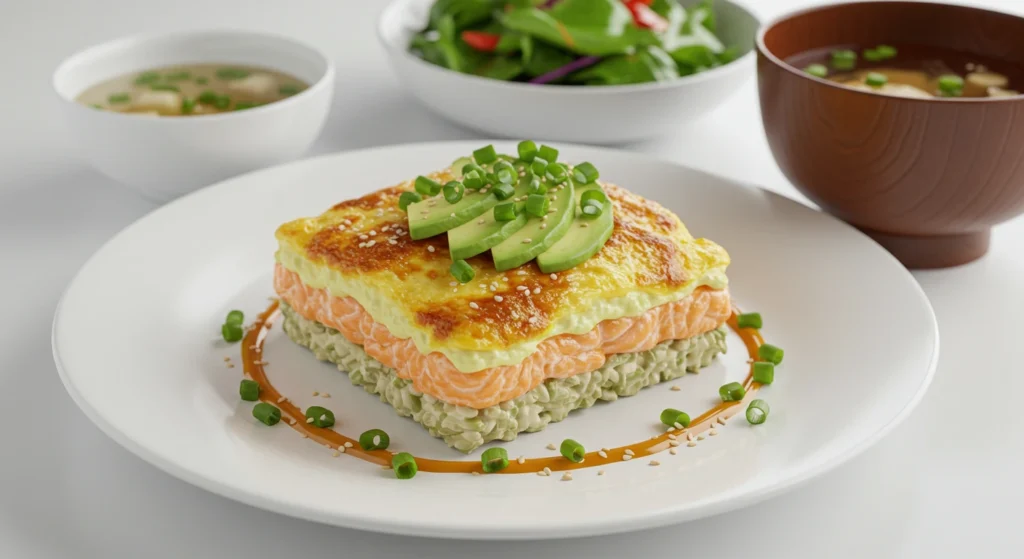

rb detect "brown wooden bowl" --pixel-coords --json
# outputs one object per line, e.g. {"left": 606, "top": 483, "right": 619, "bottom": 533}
{"left": 756, "top": 1, "right": 1024, "bottom": 269}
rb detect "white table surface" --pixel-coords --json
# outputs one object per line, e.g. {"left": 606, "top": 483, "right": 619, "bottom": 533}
{"left": 3, "top": 0, "right": 1023, "bottom": 557}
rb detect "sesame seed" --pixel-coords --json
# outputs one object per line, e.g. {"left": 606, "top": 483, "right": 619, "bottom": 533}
{"left": 598, "top": 450, "right": 608, "bottom": 458}
{"left": 338, "top": 446, "right": 346, "bottom": 453}
{"left": 546, "top": 443, "right": 556, "bottom": 450}
{"left": 540, "top": 224, "right": 547, "bottom": 229}
{"left": 299, "top": 434, "right": 308, "bottom": 439}
{"left": 472, "top": 471, "right": 481, "bottom": 476}
{"left": 359, "top": 234, "right": 368, "bottom": 240}
{"left": 427, "top": 246, "right": 435, "bottom": 252}
{"left": 544, "top": 467, "right": 552, "bottom": 475}
{"left": 322, "top": 393, "right": 331, "bottom": 398}
{"left": 226, "top": 363, "right": 234, "bottom": 369}
{"left": 561, "top": 472, "right": 573, "bottom": 481}
{"left": 344, "top": 442, "right": 353, "bottom": 448}
{"left": 382, "top": 225, "right": 390, "bottom": 231}
{"left": 686, "top": 432, "right": 694, "bottom": 441}
{"left": 717, "top": 416, "right": 727, "bottom": 425}
{"left": 533, "top": 287, "right": 541, "bottom": 294}
{"left": 601, "top": 447, "right": 610, "bottom": 452}
{"left": 478, "top": 219, "right": 485, "bottom": 225}
{"left": 536, "top": 471, "right": 548, "bottom": 477}
{"left": 288, "top": 418, "right": 296, "bottom": 425}
{"left": 580, "top": 223, "right": 589, "bottom": 228}
{"left": 528, "top": 316, "right": 539, "bottom": 324}
{"left": 452, "top": 288, "right": 458, "bottom": 293}
{"left": 450, "top": 213, "right": 456, "bottom": 217}
{"left": 490, "top": 285, "right": 497, "bottom": 291}
{"left": 306, "top": 417, "right": 315, "bottom": 424}
{"left": 277, "top": 396, "right": 287, "bottom": 403}
{"left": 517, "top": 456, "right": 526, "bottom": 465}
{"left": 624, "top": 449, "right": 635, "bottom": 456}
{"left": 494, "top": 295, "right": 504, "bottom": 302}
{"left": 541, "top": 216, "right": 548, "bottom": 222}
{"left": 522, "top": 238, "right": 532, "bottom": 244}
{"left": 669, "top": 440, "right": 680, "bottom": 447}
{"left": 332, "top": 451, "right": 341, "bottom": 457}
{"left": 649, "top": 460, "right": 660, "bottom": 466}
{"left": 709, "top": 430, "right": 718, "bottom": 436}
{"left": 674, "top": 422, "right": 683, "bottom": 430}
{"left": 517, "top": 270, "right": 528, "bottom": 276}
{"left": 450, "top": 281, "right": 458, "bottom": 287}
{"left": 670, "top": 385, "right": 681, "bottom": 392}
{"left": 367, "top": 240, "right": 376, "bottom": 247}
{"left": 358, "top": 242, "right": 367, "bottom": 248}
{"left": 517, "top": 285, "right": 528, "bottom": 291}
{"left": 469, "top": 302, "right": 480, "bottom": 309}
{"left": 223, "top": 356, "right": 231, "bottom": 362}
{"left": 687, "top": 441, "right": 697, "bottom": 447}
{"left": 548, "top": 209, "right": 556, "bottom": 214}
{"left": 388, "top": 240, "right": 397, "bottom": 245}
{"left": 312, "top": 391, "right": 319, "bottom": 396}
{"left": 622, "top": 455, "right": 633, "bottom": 461}
{"left": 669, "top": 448, "right": 678, "bottom": 455}
{"left": 667, "top": 434, "right": 677, "bottom": 440}
{"left": 598, "top": 470, "right": 606, "bottom": 476}
{"left": 697, "top": 435, "right": 706, "bottom": 441}
{"left": 369, "top": 230, "right": 377, "bottom": 236}
{"left": 502, "top": 276, "right": 509, "bottom": 281}
{"left": 549, "top": 273, "right": 557, "bottom": 280}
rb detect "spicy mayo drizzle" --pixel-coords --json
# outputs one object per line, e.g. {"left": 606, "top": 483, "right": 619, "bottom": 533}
{"left": 242, "top": 300, "right": 764, "bottom": 474}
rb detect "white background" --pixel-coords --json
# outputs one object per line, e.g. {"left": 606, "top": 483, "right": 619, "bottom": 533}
{"left": 2, "top": 0, "right": 1023, "bottom": 557}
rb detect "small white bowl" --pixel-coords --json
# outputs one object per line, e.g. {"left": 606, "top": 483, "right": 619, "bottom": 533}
{"left": 53, "top": 29, "right": 334, "bottom": 202}
{"left": 377, "top": 0, "right": 759, "bottom": 144}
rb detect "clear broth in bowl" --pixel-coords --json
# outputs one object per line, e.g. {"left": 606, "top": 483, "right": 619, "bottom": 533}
{"left": 787, "top": 44, "right": 1024, "bottom": 99}
{"left": 77, "top": 64, "right": 308, "bottom": 116}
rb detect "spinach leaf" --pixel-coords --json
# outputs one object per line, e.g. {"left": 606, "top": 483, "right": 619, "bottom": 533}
{"left": 436, "top": 14, "right": 470, "bottom": 72}
{"left": 500, "top": 0, "right": 654, "bottom": 56}
{"left": 472, "top": 57, "right": 525, "bottom": 80}
{"left": 652, "top": 0, "right": 726, "bottom": 73}
{"left": 523, "top": 41, "right": 575, "bottom": 78}
{"left": 429, "top": 0, "right": 496, "bottom": 30}
{"left": 410, "top": 33, "right": 447, "bottom": 67}
{"left": 570, "top": 46, "right": 679, "bottom": 85}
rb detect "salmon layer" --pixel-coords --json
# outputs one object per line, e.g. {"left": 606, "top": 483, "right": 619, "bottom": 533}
{"left": 280, "top": 302, "right": 728, "bottom": 452}
{"left": 275, "top": 265, "right": 731, "bottom": 409}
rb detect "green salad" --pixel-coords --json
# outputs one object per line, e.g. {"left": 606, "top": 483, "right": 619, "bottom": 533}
{"left": 408, "top": 0, "right": 737, "bottom": 86}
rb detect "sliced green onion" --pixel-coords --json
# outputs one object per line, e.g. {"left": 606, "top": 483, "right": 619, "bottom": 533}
{"left": 495, "top": 165, "right": 515, "bottom": 185}
{"left": 875, "top": 45, "right": 897, "bottom": 59}
{"left": 538, "top": 144, "right": 559, "bottom": 163}
{"left": 234, "top": 101, "right": 259, "bottom": 111}
{"left": 560, "top": 438, "right": 585, "bottom": 463}
{"left": 580, "top": 204, "right": 603, "bottom": 218}
{"left": 450, "top": 259, "right": 475, "bottom": 283}
{"left": 938, "top": 74, "right": 964, "bottom": 96}
{"left": 746, "top": 399, "right": 770, "bottom": 425}
{"left": 134, "top": 71, "right": 161, "bottom": 85}
{"left": 181, "top": 98, "right": 196, "bottom": 114}
{"left": 758, "top": 343, "right": 784, "bottom": 365}
{"left": 150, "top": 84, "right": 180, "bottom": 92}
{"left": 213, "top": 95, "right": 231, "bottom": 110}
{"left": 804, "top": 63, "right": 828, "bottom": 78}
{"left": 222, "top": 323, "right": 243, "bottom": 343}
{"left": 216, "top": 67, "right": 250, "bottom": 80}
{"left": 392, "top": 452, "right": 418, "bottom": 479}
{"left": 90, "top": 104, "right": 103, "bottom": 110}
{"left": 572, "top": 162, "right": 600, "bottom": 184}
{"left": 545, "top": 162, "right": 568, "bottom": 183}
{"left": 830, "top": 49, "right": 857, "bottom": 70}
{"left": 252, "top": 403, "right": 281, "bottom": 426}
{"left": 443, "top": 181, "right": 465, "bottom": 203}
{"left": 398, "top": 191, "right": 422, "bottom": 211}
{"left": 492, "top": 182, "right": 515, "bottom": 200}
{"left": 279, "top": 84, "right": 302, "bottom": 96}
{"left": 719, "top": 381, "right": 746, "bottom": 402}
{"left": 660, "top": 408, "right": 690, "bottom": 427}
{"left": 166, "top": 71, "right": 191, "bottom": 81}
{"left": 198, "top": 90, "right": 219, "bottom": 104}
{"left": 863, "top": 48, "right": 883, "bottom": 62}
{"left": 530, "top": 158, "right": 548, "bottom": 176}
{"left": 195, "top": 76, "right": 209, "bottom": 85}
{"left": 462, "top": 162, "right": 485, "bottom": 176}
{"left": 736, "top": 312, "right": 761, "bottom": 329}
{"left": 359, "top": 429, "right": 390, "bottom": 450}
{"left": 463, "top": 170, "right": 484, "bottom": 189}
{"left": 226, "top": 310, "right": 244, "bottom": 325}
{"left": 865, "top": 72, "right": 887, "bottom": 87}
{"left": 415, "top": 176, "right": 442, "bottom": 196}
{"left": 304, "top": 405, "right": 335, "bottom": 428}
{"left": 107, "top": 93, "right": 131, "bottom": 104}
{"left": 517, "top": 140, "right": 538, "bottom": 162}
{"left": 239, "top": 379, "right": 260, "bottom": 401}
{"left": 753, "top": 361, "right": 775, "bottom": 384}
{"left": 481, "top": 447, "right": 509, "bottom": 472}
{"left": 473, "top": 144, "right": 498, "bottom": 164}
{"left": 527, "top": 176, "right": 547, "bottom": 195}
{"left": 525, "top": 194, "right": 549, "bottom": 217}
{"left": 494, "top": 202, "right": 518, "bottom": 222}
{"left": 580, "top": 189, "right": 608, "bottom": 206}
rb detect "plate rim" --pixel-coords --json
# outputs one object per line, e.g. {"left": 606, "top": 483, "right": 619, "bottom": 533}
{"left": 51, "top": 140, "right": 940, "bottom": 539}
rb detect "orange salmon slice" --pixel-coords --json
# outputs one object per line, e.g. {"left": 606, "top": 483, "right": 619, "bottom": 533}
{"left": 274, "top": 265, "right": 730, "bottom": 409}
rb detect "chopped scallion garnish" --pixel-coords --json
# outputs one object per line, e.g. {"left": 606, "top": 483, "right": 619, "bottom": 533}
{"left": 830, "top": 49, "right": 857, "bottom": 70}
{"left": 758, "top": 343, "right": 784, "bottom": 365}
{"left": 659, "top": 408, "right": 690, "bottom": 427}
{"left": 359, "top": 429, "right": 390, "bottom": 450}
{"left": 415, "top": 176, "right": 442, "bottom": 196}
{"left": 494, "top": 202, "right": 518, "bottom": 222}
{"left": 398, "top": 191, "right": 422, "bottom": 211}
{"left": 538, "top": 144, "right": 559, "bottom": 163}
{"left": 392, "top": 452, "right": 418, "bottom": 479}
{"left": 463, "top": 170, "right": 485, "bottom": 190}
{"left": 450, "top": 259, "right": 475, "bottom": 283}
{"left": 239, "top": 379, "right": 260, "bottom": 401}
{"left": 252, "top": 403, "right": 281, "bottom": 426}
{"left": 530, "top": 158, "right": 548, "bottom": 176}
{"left": 226, "top": 310, "right": 244, "bottom": 325}
{"left": 525, "top": 194, "right": 549, "bottom": 217}
{"left": 133, "top": 71, "right": 161, "bottom": 85}
{"left": 527, "top": 176, "right": 547, "bottom": 195}
{"left": 753, "top": 361, "right": 775, "bottom": 384}
{"left": 580, "top": 189, "right": 608, "bottom": 206}
{"left": 150, "top": 84, "right": 180, "bottom": 92}
{"left": 304, "top": 405, "right": 335, "bottom": 428}
{"left": 481, "top": 447, "right": 510, "bottom": 472}
{"left": 473, "top": 144, "right": 498, "bottom": 164}
{"left": 572, "top": 162, "right": 599, "bottom": 184}
{"left": 166, "top": 71, "right": 191, "bottom": 81}
{"left": 938, "top": 74, "right": 964, "bottom": 96}
{"left": 181, "top": 98, "right": 196, "bottom": 114}
{"left": 517, "top": 140, "right": 538, "bottom": 162}
{"left": 865, "top": 72, "right": 887, "bottom": 87}
{"left": 804, "top": 64, "right": 828, "bottom": 78}
{"left": 221, "top": 323, "right": 243, "bottom": 343}
{"left": 279, "top": 84, "right": 302, "bottom": 96}
{"left": 107, "top": 93, "right": 131, "bottom": 104}
{"left": 736, "top": 312, "right": 762, "bottom": 329}
{"left": 746, "top": 399, "right": 770, "bottom": 425}
{"left": 492, "top": 182, "right": 515, "bottom": 200}
{"left": 545, "top": 162, "right": 568, "bottom": 183}
{"left": 560, "top": 438, "right": 585, "bottom": 463}
{"left": 443, "top": 181, "right": 465, "bottom": 203}
{"left": 216, "top": 68, "right": 250, "bottom": 80}
{"left": 719, "top": 382, "right": 746, "bottom": 402}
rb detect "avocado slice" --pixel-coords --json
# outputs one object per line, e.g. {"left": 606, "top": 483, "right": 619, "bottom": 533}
{"left": 408, "top": 190, "right": 500, "bottom": 240}
{"left": 537, "top": 184, "right": 614, "bottom": 273}
{"left": 448, "top": 180, "right": 531, "bottom": 260}
{"left": 491, "top": 179, "right": 575, "bottom": 271}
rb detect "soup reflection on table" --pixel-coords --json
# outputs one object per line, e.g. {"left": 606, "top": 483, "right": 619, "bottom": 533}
{"left": 76, "top": 64, "right": 308, "bottom": 116}
{"left": 788, "top": 44, "right": 1022, "bottom": 99}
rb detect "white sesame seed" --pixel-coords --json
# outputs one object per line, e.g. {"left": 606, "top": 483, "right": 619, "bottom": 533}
{"left": 359, "top": 234, "right": 368, "bottom": 240}
{"left": 338, "top": 446, "right": 346, "bottom": 454}
{"left": 686, "top": 432, "right": 694, "bottom": 441}
{"left": 288, "top": 418, "right": 296, "bottom": 425}
{"left": 494, "top": 295, "right": 504, "bottom": 302}
{"left": 369, "top": 230, "right": 377, "bottom": 236}
{"left": 598, "top": 450, "right": 608, "bottom": 459}
{"left": 522, "top": 238, "right": 532, "bottom": 244}
{"left": 533, "top": 287, "right": 541, "bottom": 294}
{"left": 427, "top": 246, "right": 435, "bottom": 252}
{"left": 697, "top": 435, "right": 706, "bottom": 441}
{"left": 223, "top": 356, "right": 231, "bottom": 362}
{"left": 649, "top": 460, "right": 660, "bottom": 466}
{"left": 367, "top": 240, "right": 376, "bottom": 247}
{"left": 580, "top": 223, "right": 589, "bottom": 228}
{"left": 667, "top": 434, "right": 677, "bottom": 440}
{"left": 622, "top": 454, "right": 633, "bottom": 461}
{"left": 601, "top": 447, "right": 610, "bottom": 452}
{"left": 624, "top": 449, "right": 635, "bottom": 456}
{"left": 550, "top": 273, "right": 557, "bottom": 280}
{"left": 226, "top": 363, "right": 234, "bottom": 369}
{"left": 536, "top": 471, "right": 548, "bottom": 477}
{"left": 358, "top": 242, "right": 367, "bottom": 248}
{"left": 528, "top": 316, "right": 539, "bottom": 324}
{"left": 717, "top": 416, "right": 727, "bottom": 425}
{"left": 344, "top": 442, "right": 353, "bottom": 448}
{"left": 490, "top": 285, "right": 497, "bottom": 291}
{"left": 517, "top": 456, "right": 526, "bottom": 465}
{"left": 543, "top": 467, "right": 552, "bottom": 475}
{"left": 687, "top": 441, "right": 698, "bottom": 447}
{"left": 670, "top": 385, "right": 681, "bottom": 391}
{"left": 561, "top": 472, "right": 573, "bottom": 481}
{"left": 277, "top": 396, "right": 287, "bottom": 403}
{"left": 453, "top": 288, "right": 458, "bottom": 293}
{"left": 388, "top": 239, "right": 397, "bottom": 245}
{"left": 548, "top": 209, "right": 556, "bottom": 214}
{"left": 517, "top": 285, "right": 528, "bottom": 291}
{"left": 472, "top": 471, "right": 481, "bottom": 476}
{"left": 312, "top": 391, "right": 319, "bottom": 396}
{"left": 332, "top": 451, "right": 341, "bottom": 457}
{"left": 669, "top": 440, "right": 680, "bottom": 447}
{"left": 382, "top": 225, "right": 390, "bottom": 231}
{"left": 540, "top": 224, "right": 547, "bottom": 229}
{"left": 450, "top": 281, "right": 458, "bottom": 287}
{"left": 322, "top": 393, "right": 331, "bottom": 398}
{"left": 517, "top": 270, "right": 528, "bottom": 276}
{"left": 299, "top": 434, "right": 308, "bottom": 439}
{"left": 469, "top": 302, "right": 480, "bottom": 310}
{"left": 673, "top": 422, "right": 684, "bottom": 430}
{"left": 478, "top": 219, "right": 485, "bottom": 225}
{"left": 598, "top": 470, "right": 606, "bottom": 476}
{"left": 709, "top": 430, "right": 719, "bottom": 436}
{"left": 502, "top": 276, "right": 509, "bottom": 281}
{"left": 546, "top": 443, "right": 556, "bottom": 450}
{"left": 669, "top": 448, "right": 678, "bottom": 455}
{"left": 306, "top": 417, "right": 315, "bottom": 424}
{"left": 450, "top": 213, "right": 456, "bottom": 217}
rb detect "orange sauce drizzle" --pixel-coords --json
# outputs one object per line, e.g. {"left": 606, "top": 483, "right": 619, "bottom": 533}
{"left": 242, "top": 301, "right": 764, "bottom": 474}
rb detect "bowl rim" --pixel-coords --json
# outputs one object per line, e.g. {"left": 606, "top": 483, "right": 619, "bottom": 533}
{"left": 376, "top": 0, "right": 761, "bottom": 95}
{"left": 51, "top": 27, "right": 336, "bottom": 124}
{"left": 755, "top": 0, "right": 1024, "bottom": 104}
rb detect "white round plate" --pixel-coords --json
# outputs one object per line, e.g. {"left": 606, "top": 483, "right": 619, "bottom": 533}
{"left": 53, "top": 141, "right": 938, "bottom": 540}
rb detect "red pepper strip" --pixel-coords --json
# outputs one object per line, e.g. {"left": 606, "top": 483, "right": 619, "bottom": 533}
{"left": 461, "top": 31, "right": 502, "bottom": 52}
{"left": 623, "top": 0, "right": 668, "bottom": 32}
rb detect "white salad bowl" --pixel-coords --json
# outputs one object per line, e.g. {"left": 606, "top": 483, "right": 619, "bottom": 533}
{"left": 377, "top": 0, "right": 760, "bottom": 144}
{"left": 52, "top": 29, "right": 334, "bottom": 203}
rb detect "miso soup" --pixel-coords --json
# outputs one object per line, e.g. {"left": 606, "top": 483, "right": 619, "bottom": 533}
{"left": 788, "top": 44, "right": 1023, "bottom": 99}
{"left": 76, "top": 63, "right": 308, "bottom": 116}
